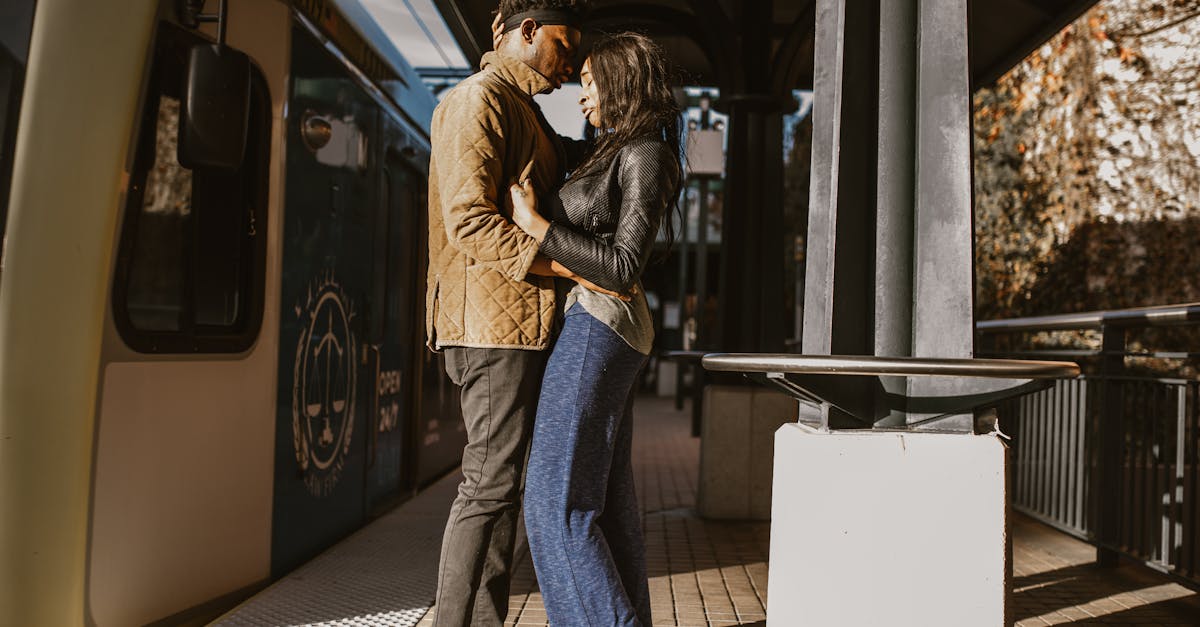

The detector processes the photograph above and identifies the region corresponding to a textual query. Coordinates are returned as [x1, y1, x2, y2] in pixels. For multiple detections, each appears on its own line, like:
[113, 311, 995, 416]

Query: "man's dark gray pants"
[433, 346, 547, 627]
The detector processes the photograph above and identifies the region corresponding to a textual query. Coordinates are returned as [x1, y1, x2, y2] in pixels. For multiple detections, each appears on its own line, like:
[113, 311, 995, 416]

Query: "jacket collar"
[481, 51, 553, 98]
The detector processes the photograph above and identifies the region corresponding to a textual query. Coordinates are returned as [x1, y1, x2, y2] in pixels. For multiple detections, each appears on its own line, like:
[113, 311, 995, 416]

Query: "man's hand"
[492, 12, 504, 49]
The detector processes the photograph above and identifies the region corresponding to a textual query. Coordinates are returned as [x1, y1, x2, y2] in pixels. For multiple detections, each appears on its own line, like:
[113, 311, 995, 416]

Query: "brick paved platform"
[228, 395, 1199, 626]
[1012, 516, 1200, 626]
[479, 396, 1200, 627]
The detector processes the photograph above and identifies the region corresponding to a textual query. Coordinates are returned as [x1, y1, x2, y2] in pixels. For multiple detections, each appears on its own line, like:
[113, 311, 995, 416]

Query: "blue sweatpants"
[524, 306, 651, 627]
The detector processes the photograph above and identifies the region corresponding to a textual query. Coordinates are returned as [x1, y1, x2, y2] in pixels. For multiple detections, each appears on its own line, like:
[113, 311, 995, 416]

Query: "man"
[425, 1, 585, 625]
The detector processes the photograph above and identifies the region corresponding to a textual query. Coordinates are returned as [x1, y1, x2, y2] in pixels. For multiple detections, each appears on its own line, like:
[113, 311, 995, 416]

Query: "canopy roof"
[431, 0, 1099, 91]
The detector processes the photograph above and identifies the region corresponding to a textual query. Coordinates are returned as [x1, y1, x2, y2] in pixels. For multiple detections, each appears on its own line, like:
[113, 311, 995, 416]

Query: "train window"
[384, 157, 422, 340]
[369, 172, 390, 344]
[124, 97, 192, 331]
[371, 155, 423, 345]
[113, 22, 269, 353]
[0, 0, 38, 277]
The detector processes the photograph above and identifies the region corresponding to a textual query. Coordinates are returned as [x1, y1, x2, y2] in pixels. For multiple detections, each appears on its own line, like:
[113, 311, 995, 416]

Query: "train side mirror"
[178, 43, 251, 170]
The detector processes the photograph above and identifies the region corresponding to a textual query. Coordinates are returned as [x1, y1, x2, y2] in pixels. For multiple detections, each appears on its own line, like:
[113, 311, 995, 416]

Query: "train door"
[413, 182, 467, 487]
[362, 138, 421, 512]
[368, 128, 465, 494]
[367, 120, 466, 505]
[271, 21, 378, 576]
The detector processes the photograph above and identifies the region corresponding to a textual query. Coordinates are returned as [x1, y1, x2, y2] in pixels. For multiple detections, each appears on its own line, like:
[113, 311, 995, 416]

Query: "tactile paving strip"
[215, 473, 459, 627]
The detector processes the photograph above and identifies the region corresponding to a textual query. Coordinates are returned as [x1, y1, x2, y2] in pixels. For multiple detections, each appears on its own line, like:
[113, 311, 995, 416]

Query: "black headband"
[501, 9, 583, 33]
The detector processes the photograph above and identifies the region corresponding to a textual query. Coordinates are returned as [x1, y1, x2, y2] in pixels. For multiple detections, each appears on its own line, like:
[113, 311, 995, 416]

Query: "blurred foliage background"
[973, 0, 1200, 322]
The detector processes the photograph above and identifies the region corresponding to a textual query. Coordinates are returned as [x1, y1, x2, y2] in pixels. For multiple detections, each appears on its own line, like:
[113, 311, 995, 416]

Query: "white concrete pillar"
[767, 423, 1009, 626]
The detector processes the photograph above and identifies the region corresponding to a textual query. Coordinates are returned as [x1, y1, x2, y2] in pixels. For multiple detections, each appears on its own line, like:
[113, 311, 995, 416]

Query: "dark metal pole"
[1095, 323, 1125, 566]
[910, 0, 975, 361]
[695, 176, 709, 345]
[804, 0, 978, 430]
[801, 0, 879, 358]
[873, 0, 917, 427]
[801, 0, 880, 427]
[716, 0, 785, 355]
[218, 0, 228, 47]
[675, 180, 691, 411]
[693, 176, 711, 436]
[905, 0, 978, 431]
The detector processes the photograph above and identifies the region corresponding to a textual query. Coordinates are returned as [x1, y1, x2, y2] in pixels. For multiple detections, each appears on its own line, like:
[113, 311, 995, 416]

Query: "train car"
[0, 0, 466, 624]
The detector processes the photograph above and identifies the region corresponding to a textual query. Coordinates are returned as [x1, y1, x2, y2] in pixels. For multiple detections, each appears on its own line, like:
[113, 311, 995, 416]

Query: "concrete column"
[765, 2, 1012, 623]
[719, 99, 786, 352]
[801, 0, 979, 428]
[697, 385, 797, 520]
[715, 0, 787, 354]
[800, 0, 881, 427]
[874, 0, 917, 427]
[767, 425, 1010, 626]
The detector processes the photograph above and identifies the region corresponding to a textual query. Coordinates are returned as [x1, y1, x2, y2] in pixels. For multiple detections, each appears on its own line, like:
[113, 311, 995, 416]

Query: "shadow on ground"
[1013, 562, 1200, 624]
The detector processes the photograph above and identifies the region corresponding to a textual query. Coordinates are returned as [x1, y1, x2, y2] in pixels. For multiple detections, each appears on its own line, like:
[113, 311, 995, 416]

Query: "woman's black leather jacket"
[538, 136, 680, 293]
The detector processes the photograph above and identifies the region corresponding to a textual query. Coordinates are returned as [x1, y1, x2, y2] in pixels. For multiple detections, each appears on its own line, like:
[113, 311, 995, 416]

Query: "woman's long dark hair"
[574, 32, 683, 255]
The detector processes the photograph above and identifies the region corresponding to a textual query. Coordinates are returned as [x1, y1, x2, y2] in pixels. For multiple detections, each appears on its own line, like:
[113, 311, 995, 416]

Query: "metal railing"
[979, 303, 1200, 586]
[700, 353, 1078, 432]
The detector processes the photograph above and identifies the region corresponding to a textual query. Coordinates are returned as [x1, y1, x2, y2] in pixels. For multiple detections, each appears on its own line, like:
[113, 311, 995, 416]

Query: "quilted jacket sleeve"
[431, 85, 539, 282]
[539, 140, 680, 292]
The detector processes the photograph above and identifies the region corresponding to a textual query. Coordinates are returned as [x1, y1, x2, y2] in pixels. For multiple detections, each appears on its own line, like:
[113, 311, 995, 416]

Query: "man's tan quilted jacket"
[426, 52, 564, 350]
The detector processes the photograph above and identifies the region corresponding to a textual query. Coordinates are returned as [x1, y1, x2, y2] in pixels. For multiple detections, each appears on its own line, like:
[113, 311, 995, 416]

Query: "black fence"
[979, 304, 1200, 587]
[999, 377, 1200, 584]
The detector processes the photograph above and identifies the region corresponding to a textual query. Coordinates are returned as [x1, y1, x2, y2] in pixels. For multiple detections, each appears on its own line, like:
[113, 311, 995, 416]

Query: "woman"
[507, 32, 682, 627]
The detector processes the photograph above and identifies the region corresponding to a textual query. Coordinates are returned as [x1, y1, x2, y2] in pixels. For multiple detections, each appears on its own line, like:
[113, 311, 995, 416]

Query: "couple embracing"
[424, 0, 682, 625]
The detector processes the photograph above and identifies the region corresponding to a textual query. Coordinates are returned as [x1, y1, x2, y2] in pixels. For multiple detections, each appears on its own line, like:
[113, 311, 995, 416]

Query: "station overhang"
[432, 0, 1100, 93]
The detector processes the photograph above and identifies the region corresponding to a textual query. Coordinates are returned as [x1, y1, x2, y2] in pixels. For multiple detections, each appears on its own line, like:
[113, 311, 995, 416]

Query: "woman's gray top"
[538, 136, 680, 354]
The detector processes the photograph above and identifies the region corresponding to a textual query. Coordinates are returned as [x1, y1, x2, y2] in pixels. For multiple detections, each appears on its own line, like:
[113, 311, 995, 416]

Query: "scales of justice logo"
[292, 272, 357, 498]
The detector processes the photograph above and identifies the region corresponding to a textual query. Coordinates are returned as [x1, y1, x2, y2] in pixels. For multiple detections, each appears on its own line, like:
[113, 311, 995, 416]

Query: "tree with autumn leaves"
[973, 0, 1200, 323]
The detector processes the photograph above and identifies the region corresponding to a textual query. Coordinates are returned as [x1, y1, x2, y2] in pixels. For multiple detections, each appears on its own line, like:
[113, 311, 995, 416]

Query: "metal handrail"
[976, 302, 1200, 333]
[662, 350, 708, 361]
[701, 354, 1080, 379]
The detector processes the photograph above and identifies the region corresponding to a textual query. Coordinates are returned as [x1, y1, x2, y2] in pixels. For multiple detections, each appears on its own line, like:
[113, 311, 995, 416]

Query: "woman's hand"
[527, 255, 633, 302]
[508, 178, 550, 242]
[575, 275, 634, 302]
[491, 12, 504, 49]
